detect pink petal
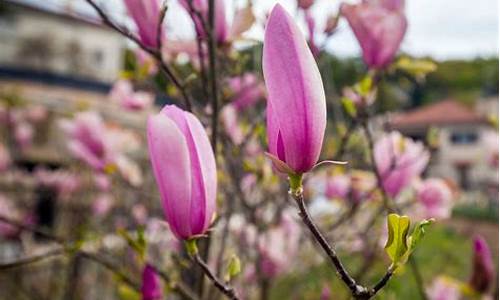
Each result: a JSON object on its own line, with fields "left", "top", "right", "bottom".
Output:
{"left": 263, "top": 4, "right": 326, "bottom": 173}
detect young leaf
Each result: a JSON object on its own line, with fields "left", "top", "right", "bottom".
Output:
{"left": 224, "top": 255, "right": 242, "bottom": 282}
{"left": 341, "top": 97, "right": 357, "bottom": 117}
{"left": 408, "top": 218, "right": 434, "bottom": 253}
{"left": 384, "top": 213, "right": 410, "bottom": 265}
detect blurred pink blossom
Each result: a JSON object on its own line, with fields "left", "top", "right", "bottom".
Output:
{"left": 341, "top": 0, "right": 407, "bottom": 69}
{"left": 227, "top": 73, "right": 265, "bottom": 111}
{"left": 94, "top": 174, "right": 111, "bottom": 192}
{"left": 109, "top": 80, "right": 154, "bottom": 111}
{"left": 374, "top": 131, "right": 429, "bottom": 198}
{"left": 427, "top": 276, "right": 461, "bottom": 300}
{"left": 325, "top": 173, "right": 350, "bottom": 200}
{"left": 124, "top": 0, "right": 163, "bottom": 48}
{"left": 132, "top": 203, "right": 148, "bottom": 225}
{"left": 258, "top": 212, "right": 301, "bottom": 278}
{"left": 26, "top": 105, "right": 48, "bottom": 123}
{"left": 298, "top": 0, "right": 315, "bottom": 10}
{"left": 60, "top": 111, "right": 115, "bottom": 171}
{"left": 220, "top": 104, "right": 244, "bottom": 145}
{"left": 14, "top": 122, "right": 34, "bottom": 150}
{"left": 416, "top": 178, "right": 453, "bottom": 220}
{"left": 92, "top": 193, "right": 114, "bottom": 217}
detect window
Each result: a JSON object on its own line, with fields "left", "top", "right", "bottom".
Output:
{"left": 450, "top": 131, "right": 478, "bottom": 144}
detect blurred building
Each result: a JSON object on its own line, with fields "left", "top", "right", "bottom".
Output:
{"left": 0, "top": 0, "right": 124, "bottom": 83}
{"left": 387, "top": 99, "right": 498, "bottom": 191}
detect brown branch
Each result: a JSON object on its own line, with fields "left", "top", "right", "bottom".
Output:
{"left": 83, "top": 0, "right": 193, "bottom": 111}
{"left": 0, "top": 248, "right": 64, "bottom": 271}
{"left": 207, "top": 0, "right": 219, "bottom": 150}
{"left": 192, "top": 253, "right": 240, "bottom": 300}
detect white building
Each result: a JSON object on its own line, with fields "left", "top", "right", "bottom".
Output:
{"left": 387, "top": 99, "right": 498, "bottom": 191}
{"left": 0, "top": 0, "right": 125, "bottom": 82}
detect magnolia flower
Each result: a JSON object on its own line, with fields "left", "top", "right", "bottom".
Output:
{"left": 341, "top": 0, "right": 407, "bottom": 69}
{"left": 132, "top": 203, "right": 148, "bottom": 225}
{"left": 469, "top": 235, "right": 494, "bottom": 293}
{"left": 263, "top": 4, "right": 326, "bottom": 175}
{"left": 342, "top": 86, "right": 376, "bottom": 108}
{"left": 325, "top": 173, "right": 350, "bottom": 200}
{"left": 124, "top": 0, "right": 162, "bottom": 48}
{"left": 374, "top": 131, "right": 429, "bottom": 198}
{"left": 324, "top": 14, "right": 339, "bottom": 35}
{"left": 109, "top": 80, "right": 154, "bottom": 111}
{"left": 60, "top": 112, "right": 115, "bottom": 171}
{"left": 141, "top": 264, "right": 163, "bottom": 300}
{"left": 226, "top": 73, "right": 265, "bottom": 111}
{"left": 147, "top": 105, "right": 216, "bottom": 240}
{"left": 416, "top": 178, "right": 453, "bottom": 220}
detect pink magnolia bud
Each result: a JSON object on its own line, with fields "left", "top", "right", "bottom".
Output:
{"left": 469, "top": 235, "right": 494, "bottom": 293}
{"left": 94, "top": 174, "right": 111, "bottom": 192}
{"left": 263, "top": 4, "right": 326, "bottom": 174}
{"left": 147, "top": 105, "right": 216, "bottom": 240}
{"left": 60, "top": 112, "right": 114, "bottom": 171}
{"left": 298, "top": 0, "right": 315, "bottom": 10}
{"left": 416, "top": 178, "right": 453, "bottom": 220}
{"left": 220, "top": 104, "right": 244, "bottom": 145}
{"left": 374, "top": 131, "right": 429, "bottom": 198}
{"left": 341, "top": 0, "right": 407, "bottom": 69}
{"left": 124, "top": 0, "right": 162, "bottom": 48}
{"left": 141, "top": 264, "right": 163, "bottom": 300}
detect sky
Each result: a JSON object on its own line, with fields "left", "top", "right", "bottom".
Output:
{"left": 20, "top": 0, "right": 499, "bottom": 60}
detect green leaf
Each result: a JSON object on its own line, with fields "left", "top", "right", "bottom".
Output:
{"left": 395, "top": 56, "right": 437, "bottom": 79}
{"left": 384, "top": 214, "right": 410, "bottom": 265}
{"left": 408, "top": 218, "right": 434, "bottom": 253}
{"left": 224, "top": 255, "right": 241, "bottom": 282}
{"left": 356, "top": 76, "right": 373, "bottom": 96}
{"left": 341, "top": 97, "right": 357, "bottom": 117}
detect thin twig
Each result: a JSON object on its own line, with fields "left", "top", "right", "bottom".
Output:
{"left": 207, "top": 0, "right": 219, "bottom": 150}
{"left": 84, "top": 0, "right": 193, "bottom": 111}
{"left": 192, "top": 253, "right": 240, "bottom": 300}
{"left": 0, "top": 248, "right": 64, "bottom": 271}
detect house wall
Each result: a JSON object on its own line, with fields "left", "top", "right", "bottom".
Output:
{"left": 0, "top": 4, "right": 124, "bottom": 82}
{"left": 428, "top": 123, "right": 498, "bottom": 188}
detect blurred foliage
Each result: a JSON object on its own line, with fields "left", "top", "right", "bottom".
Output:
{"left": 270, "top": 224, "right": 472, "bottom": 299}
{"left": 452, "top": 204, "right": 499, "bottom": 222}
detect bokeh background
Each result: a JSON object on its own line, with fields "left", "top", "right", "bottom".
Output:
{"left": 0, "top": 0, "right": 498, "bottom": 299}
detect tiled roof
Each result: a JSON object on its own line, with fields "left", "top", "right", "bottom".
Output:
{"left": 389, "top": 99, "right": 487, "bottom": 128}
